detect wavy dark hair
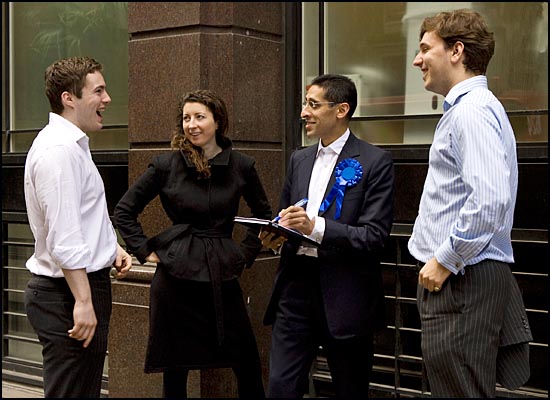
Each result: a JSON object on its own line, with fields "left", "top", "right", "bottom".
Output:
{"left": 45, "top": 56, "right": 103, "bottom": 114}
{"left": 420, "top": 9, "right": 495, "bottom": 75}
{"left": 171, "top": 90, "right": 229, "bottom": 179}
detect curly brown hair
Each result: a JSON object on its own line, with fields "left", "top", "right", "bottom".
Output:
{"left": 171, "top": 90, "right": 229, "bottom": 179}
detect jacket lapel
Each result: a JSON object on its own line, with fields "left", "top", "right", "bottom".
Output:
{"left": 318, "top": 132, "right": 361, "bottom": 217}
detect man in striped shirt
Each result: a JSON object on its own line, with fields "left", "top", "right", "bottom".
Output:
{"left": 408, "top": 9, "right": 532, "bottom": 398}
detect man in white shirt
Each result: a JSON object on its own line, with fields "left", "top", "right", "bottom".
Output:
{"left": 24, "top": 56, "right": 132, "bottom": 398}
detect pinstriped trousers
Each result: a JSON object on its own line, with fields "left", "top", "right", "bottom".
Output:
{"left": 25, "top": 268, "right": 112, "bottom": 398}
{"left": 417, "top": 260, "right": 532, "bottom": 398}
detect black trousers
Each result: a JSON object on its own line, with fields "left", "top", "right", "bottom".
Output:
{"left": 24, "top": 268, "right": 112, "bottom": 398}
{"left": 163, "top": 363, "right": 265, "bottom": 399}
{"left": 268, "top": 256, "right": 374, "bottom": 398}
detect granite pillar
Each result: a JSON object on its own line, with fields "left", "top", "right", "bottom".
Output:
{"left": 108, "top": 2, "right": 285, "bottom": 397}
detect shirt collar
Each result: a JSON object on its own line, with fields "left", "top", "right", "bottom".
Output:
{"left": 316, "top": 128, "right": 350, "bottom": 158}
{"left": 48, "top": 112, "right": 88, "bottom": 143}
{"left": 444, "top": 75, "right": 488, "bottom": 112}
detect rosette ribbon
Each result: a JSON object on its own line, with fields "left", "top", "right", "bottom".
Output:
{"left": 319, "top": 158, "right": 363, "bottom": 219}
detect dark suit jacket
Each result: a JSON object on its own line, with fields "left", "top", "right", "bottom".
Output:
{"left": 263, "top": 132, "right": 395, "bottom": 338}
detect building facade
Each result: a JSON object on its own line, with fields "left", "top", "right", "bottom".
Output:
{"left": 2, "top": 2, "right": 548, "bottom": 398}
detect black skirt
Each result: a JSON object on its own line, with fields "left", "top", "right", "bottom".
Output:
{"left": 144, "top": 265, "right": 261, "bottom": 373}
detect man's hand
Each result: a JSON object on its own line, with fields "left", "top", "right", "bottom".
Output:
{"left": 418, "top": 257, "right": 452, "bottom": 292}
{"left": 275, "top": 205, "right": 314, "bottom": 235}
{"left": 145, "top": 251, "right": 160, "bottom": 264}
{"left": 68, "top": 299, "right": 97, "bottom": 348}
{"left": 63, "top": 268, "right": 97, "bottom": 348}
{"left": 112, "top": 244, "right": 132, "bottom": 279}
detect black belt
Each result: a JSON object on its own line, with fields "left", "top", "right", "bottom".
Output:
{"left": 196, "top": 230, "right": 231, "bottom": 347}
{"left": 30, "top": 268, "right": 110, "bottom": 289}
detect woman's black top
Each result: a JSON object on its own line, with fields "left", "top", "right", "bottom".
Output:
{"left": 114, "top": 143, "right": 272, "bottom": 347}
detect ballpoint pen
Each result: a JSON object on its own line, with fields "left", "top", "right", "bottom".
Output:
{"left": 272, "top": 197, "right": 308, "bottom": 223}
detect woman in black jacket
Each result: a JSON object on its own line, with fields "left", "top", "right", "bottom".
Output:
{"left": 114, "top": 89, "right": 271, "bottom": 398}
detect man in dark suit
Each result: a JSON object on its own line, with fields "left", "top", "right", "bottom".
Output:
{"left": 261, "top": 74, "right": 394, "bottom": 398}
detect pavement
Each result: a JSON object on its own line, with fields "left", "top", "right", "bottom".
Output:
{"left": 2, "top": 380, "right": 44, "bottom": 398}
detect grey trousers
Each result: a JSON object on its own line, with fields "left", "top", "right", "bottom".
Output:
{"left": 417, "top": 260, "right": 532, "bottom": 398}
{"left": 25, "top": 268, "right": 112, "bottom": 398}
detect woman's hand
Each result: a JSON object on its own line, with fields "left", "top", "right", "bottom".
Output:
{"left": 145, "top": 251, "right": 160, "bottom": 263}
{"left": 259, "top": 230, "right": 287, "bottom": 254}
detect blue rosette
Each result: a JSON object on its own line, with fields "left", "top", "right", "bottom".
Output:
{"left": 319, "top": 158, "right": 363, "bottom": 219}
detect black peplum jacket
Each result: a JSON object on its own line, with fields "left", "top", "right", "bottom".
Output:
{"left": 113, "top": 141, "right": 272, "bottom": 282}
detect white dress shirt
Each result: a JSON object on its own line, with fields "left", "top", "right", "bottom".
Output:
{"left": 297, "top": 129, "right": 350, "bottom": 257}
{"left": 24, "top": 112, "right": 117, "bottom": 278}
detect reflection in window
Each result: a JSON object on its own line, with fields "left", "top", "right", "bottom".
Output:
{"left": 9, "top": 3, "right": 128, "bottom": 133}
{"left": 303, "top": 2, "right": 548, "bottom": 144}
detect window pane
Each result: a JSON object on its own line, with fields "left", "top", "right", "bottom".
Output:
{"left": 302, "top": 2, "right": 320, "bottom": 90}
{"left": 6, "top": 339, "right": 43, "bottom": 363}
{"left": 2, "top": 2, "right": 6, "bottom": 132}
{"left": 6, "top": 131, "right": 37, "bottom": 153}
{"left": 88, "top": 126, "right": 129, "bottom": 151}
{"left": 2, "top": 132, "right": 7, "bottom": 152}
{"left": 6, "top": 314, "right": 36, "bottom": 339}
{"left": 6, "top": 245, "right": 34, "bottom": 272}
{"left": 7, "top": 222, "right": 34, "bottom": 243}
{"left": 6, "top": 224, "right": 34, "bottom": 270}
{"left": 7, "top": 291, "right": 26, "bottom": 315}
{"left": 325, "top": 3, "right": 408, "bottom": 118}
{"left": 8, "top": 126, "right": 129, "bottom": 152}
{"left": 10, "top": 2, "right": 128, "bottom": 131}
{"left": 303, "top": 2, "right": 548, "bottom": 144}
{"left": 6, "top": 267, "right": 33, "bottom": 291}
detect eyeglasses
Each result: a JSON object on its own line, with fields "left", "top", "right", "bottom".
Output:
{"left": 301, "top": 100, "right": 338, "bottom": 110}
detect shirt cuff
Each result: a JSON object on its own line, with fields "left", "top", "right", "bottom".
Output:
{"left": 309, "top": 216, "right": 325, "bottom": 244}
{"left": 435, "top": 238, "right": 465, "bottom": 275}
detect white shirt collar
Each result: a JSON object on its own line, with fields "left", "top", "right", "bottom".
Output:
{"left": 48, "top": 112, "right": 88, "bottom": 143}
{"left": 316, "top": 128, "right": 350, "bottom": 158}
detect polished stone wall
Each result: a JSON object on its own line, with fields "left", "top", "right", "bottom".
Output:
{"left": 108, "top": 2, "right": 284, "bottom": 398}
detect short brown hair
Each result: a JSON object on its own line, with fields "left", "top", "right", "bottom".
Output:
{"left": 45, "top": 56, "right": 103, "bottom": 114}
{"left": 420, "top": 9, "right": 495, "bottom": 74}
